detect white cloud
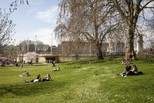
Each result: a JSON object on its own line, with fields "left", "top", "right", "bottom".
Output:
{"left": 29, "top": 28, "right": 58, "bottom": 46}
{"left": 36, "top": 6, "right": 58, "bottom": 24}
{"left": 31, "top": 6, "right": 59, "bottom": 45}
{"left": 142, "top": 2, "right": 154, "bottom": 19}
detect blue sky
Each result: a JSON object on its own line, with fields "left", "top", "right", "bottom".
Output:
{"left": 0, "top": 0, "right": 60, "bottom": 46}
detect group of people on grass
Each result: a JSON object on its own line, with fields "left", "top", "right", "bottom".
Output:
{"left": 19, "top": 61, "right": 61, "bottom": 83}
{"left": 19, "top": 70, "right": 54, "bottom": 83}
{"left": 19, "top": 71, "right": 51, "bottom": 83}
{"left": 19, "top": 59, "right": 58, "bottom": 83}
{"left": 25, "top": 74, "right": 51, "bottom": 83}
{"left": 121, "top": 59, "right": 143, "bottom": 77}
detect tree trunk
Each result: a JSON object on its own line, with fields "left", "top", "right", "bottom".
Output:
{"left": 125, "top": 25, "right": 136, "bottom": 60}
{"left": 96, "top": 42, "right": 104, "bottom": 59}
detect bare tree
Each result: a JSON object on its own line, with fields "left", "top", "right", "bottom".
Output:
{"left": 0, "top": 0, "right": 29, "bottom": 56}
{"left": 3, "top": 45, "right": 20, "bottom": 61}
{"left": 0, "top": 9, "right": 15, "bottom": 54}
{"left": 111, "top": 0, "right": 154, "bottom": 60}
{"left": 55, "top": 0, "right": 120, "bottom": 59}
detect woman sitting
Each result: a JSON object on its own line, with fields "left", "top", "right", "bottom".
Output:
{"left": 19, "top": 71, "right": 30, "bottom": 77}
{"left": 131, "top": 65, "right": 143, "bottom": 75}
{"left": 42, "top": 74, "right": 51, "bottom": 82}
{"left": 131, "top": 65, "right": 138, "bottom": 74}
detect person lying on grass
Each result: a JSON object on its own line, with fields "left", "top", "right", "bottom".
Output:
{"left": 25, "top": 74, "right": 41, "bottom": 83}
{"left": 52, "top": 67, "right": 60, "bottom": 72}
{"left": 122, "top": 65, "right": 143, "bottom": 77}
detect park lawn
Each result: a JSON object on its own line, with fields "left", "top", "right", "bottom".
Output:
{"left": 0, "top": 58, "right": 154, "bottom": 103}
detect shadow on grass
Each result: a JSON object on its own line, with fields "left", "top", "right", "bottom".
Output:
{"left": 65, "top": 59, "right": 106, "bottom": 65}
{"left": 0, "top": 80, "right": 67, "bottom": 97}
{"left": 17, "top": 63, "right": 52, "bottom": 67}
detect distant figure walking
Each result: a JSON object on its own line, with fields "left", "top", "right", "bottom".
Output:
{"left": 51, "top": 60, "right": 56, "bottom": 67}
{"left": 15, "top": 62, "right": 20, "bottom": 67}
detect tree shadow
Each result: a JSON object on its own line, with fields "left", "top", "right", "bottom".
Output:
{"left": 0, "top": 80, "right": 67, "bottom": 97}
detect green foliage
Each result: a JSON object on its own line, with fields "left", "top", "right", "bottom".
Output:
{"left": 0, "top": 58, "right": 154, "bottom": 103}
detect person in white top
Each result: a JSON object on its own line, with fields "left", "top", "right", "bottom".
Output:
{"left": 42, "top": 74, "right": 51, "bottom": 82}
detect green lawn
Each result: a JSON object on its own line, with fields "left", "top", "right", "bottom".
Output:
{"left": 0, "top": 57, "right": 154, "bottom": 103}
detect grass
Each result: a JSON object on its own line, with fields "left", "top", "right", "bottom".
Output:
{"left": 0, "top": 57, "right": 154, "bottom": 103}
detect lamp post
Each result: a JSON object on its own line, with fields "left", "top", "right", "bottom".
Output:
{"left": 51, "top": 33, "right": 52, "bottom": 54}
{"left": 26, "top": 37, "right": 29, "bottom": 53}
{"left": 35, "top": 35, "right": 37, "bottom": 52}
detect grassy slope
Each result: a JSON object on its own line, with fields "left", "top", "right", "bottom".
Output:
{"left": 0, "top": 58, "right": 154, "bottom": 103}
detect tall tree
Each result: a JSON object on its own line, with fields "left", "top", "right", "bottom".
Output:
{"left": 0, "top": 0, "right": 29, "bottom": 56}
{"left": 0, "top": 9, "right": 15, "bottom": 54}
{"left": 111, "top": 0, "right": 154, "bottom": 60}
{"left": 55, "top": 0, "right": 119, "bottom": 59}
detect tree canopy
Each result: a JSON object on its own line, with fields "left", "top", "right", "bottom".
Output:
{"left": 55, "top": 0, "right": 154, "bottom": 60}
{"left": 55, "top": 0, "right": 123, "bottom": 59}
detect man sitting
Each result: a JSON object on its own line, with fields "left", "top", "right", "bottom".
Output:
{"left": 122, "top": 64, "right": 131, "bottom": 77}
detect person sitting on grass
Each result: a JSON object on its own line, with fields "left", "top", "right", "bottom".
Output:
{"left": 131, "top": 65, "right": 138, "bottom": 74}
{"left": 42, "top": 74, "right": 51, "bottom": 82}
{"left": 121, "top": 65, "right": 143, "bottom": 77}
{"left": 25, "top": 74, "right": 41, "bottom": 83}
{"left": 122, "top": 64, "right": 132, "bottom": 77}
{"left": 19, "top": 71, "right": 30, "bottom": 77}
{"left": 131, "top": 65, "right": 143, "bottom": 75}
